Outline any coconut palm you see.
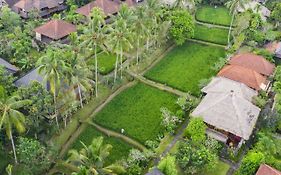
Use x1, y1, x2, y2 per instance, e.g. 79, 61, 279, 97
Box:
133, 5, 148, 64
0, 86, 30, 163
226, 0, 249, 46
66, 137, 125, 175
68, 60, 93, 108
81, 7, 108, 97
109, 5, 133, 81
37, 47, 68, 128
174, 0, 195, 9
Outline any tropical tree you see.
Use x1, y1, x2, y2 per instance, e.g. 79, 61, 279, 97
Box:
174, 0, 196, 9
37, 47, 68, 128
133, 5, 148, 64
109, 5, 133, 81
0, 86, 30, 163
81, 7, 107, 97
65, 137, 125, 174
226, 0, 249, 46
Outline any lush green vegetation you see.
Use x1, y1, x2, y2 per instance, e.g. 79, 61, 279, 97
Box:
193, 24, 229, 45
204, 161, 230, 175
87, 52, 118, 75
145, 42, 225, 96
195, 5, 232, 26
0, 148, 9, 173
94, 83, 179, 143
71, 125, 132, 164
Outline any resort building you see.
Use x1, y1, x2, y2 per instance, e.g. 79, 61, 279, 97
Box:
13, 0, 66, 18
0, 57, 19, 74
192, 91, 260, 146
218, 65, 269, 91
229, 53, 275, 77
202, 77, 258, 101
34, 19, 76, 43
76, 0, 138, 18
14, 68, 47, 88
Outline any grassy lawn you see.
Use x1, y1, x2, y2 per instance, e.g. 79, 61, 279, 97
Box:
144, 42, 225, 96
94, 83, 179, 143
70, 125, 133, 165
196, 5, 232, 26
87, 52, 118, 75
193, 24, 229, 45
203, 160, 230, 175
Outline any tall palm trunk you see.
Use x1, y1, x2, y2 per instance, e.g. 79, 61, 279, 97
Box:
114, 43, 119, 83
94, 45, 98, 97
228, 12, 235, 47
137, 37, 140, 65
120, 47, 123, 79
10, 131, 17, 164
78, 84, 83, 108
53, 92, 59, 129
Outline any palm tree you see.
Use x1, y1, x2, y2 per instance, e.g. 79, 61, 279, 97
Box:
226, 0, 249, 46
66, 137, 125, 174
37, 47, 68, 128
81, 7, 108, 97
133, 5, 148, 64
0, 86, 30, 163
174, 0, 195, 9
109, 5, 133, 81
68, 60, 94, 108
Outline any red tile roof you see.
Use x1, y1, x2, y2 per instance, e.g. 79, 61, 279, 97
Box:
14, 0, 61, 12
229, 53, 275, 76
256, 164, 281, 175
34, 20, 76, 40
76, 0, 136, 17
218, 65, 267, 91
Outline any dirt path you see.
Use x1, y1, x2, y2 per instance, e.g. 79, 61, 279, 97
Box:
154, 118, 190, 165
195, 20, 232, 30
127, 70, 187, 97
88, 122, 147, 151
188, 38, 227, 48
59, 81, 137, 157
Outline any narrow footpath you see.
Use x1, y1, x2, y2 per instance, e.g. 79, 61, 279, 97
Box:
127, 70, 187, 97
88, 121, 147, 151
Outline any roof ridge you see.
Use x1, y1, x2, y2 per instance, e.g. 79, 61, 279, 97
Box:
231, 93, 247, 138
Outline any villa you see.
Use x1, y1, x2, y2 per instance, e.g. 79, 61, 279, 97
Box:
14, 68, 47, 88
202, 77, 258, 101
76, 0, 138, 18
218, 65, 269, 91
0, 57, 19, 74
13, 0, 66, 18
34, 19, 76, 43
192, 91, 260, 147
229, 53, 275, 77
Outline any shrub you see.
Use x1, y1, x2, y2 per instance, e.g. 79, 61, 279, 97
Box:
158, 155, 178, 175
237, 152, 265, 175
184, 117, 207, 144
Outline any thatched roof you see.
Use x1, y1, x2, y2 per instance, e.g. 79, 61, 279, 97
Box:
192, 92, 260, 140
202, 77, 258, 101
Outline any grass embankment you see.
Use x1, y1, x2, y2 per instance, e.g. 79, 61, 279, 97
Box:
193, 24, 229, 45
94, 83, 179, 143
144, 42, 225, 96
195, 5, 232, 26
